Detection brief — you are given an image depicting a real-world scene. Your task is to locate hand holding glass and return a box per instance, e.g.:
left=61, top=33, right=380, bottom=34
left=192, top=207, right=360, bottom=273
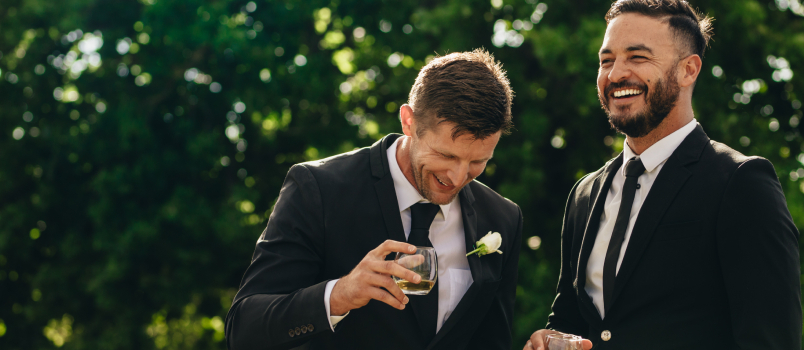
left=392, top=247, right=437, bottom=295
left=545, top=334, right=584, bottom=350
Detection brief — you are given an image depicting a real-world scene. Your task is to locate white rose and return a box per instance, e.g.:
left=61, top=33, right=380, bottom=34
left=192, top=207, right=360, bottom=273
left=466, top=231, right=503, bottom=257
left=478, top=231, right=503, bottom=254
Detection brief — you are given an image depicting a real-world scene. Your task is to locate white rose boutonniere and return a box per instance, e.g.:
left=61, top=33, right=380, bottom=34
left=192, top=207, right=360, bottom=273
left=466, top=231, right=503, bottom=257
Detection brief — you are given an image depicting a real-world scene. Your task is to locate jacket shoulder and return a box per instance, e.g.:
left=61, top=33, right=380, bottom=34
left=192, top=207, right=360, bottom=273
left=707, top=140, right=756, bottom=165
left=293, top=147, right=372, bottom=182
left=704, top=140, right=774, bottom=178
left=468, top=180, right=519, bottom=212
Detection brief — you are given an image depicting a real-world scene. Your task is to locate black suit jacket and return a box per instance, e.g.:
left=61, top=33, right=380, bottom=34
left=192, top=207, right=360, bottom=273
left=546, top=125, right=801, bottom=349
left=225, top=134, right=522, bottom=350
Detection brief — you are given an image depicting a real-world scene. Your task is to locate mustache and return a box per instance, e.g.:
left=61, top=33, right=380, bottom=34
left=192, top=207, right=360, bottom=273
left=603, top=81, right=649, bottom=98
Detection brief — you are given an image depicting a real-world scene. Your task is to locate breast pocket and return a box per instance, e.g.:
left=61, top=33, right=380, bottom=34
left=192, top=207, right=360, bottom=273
left=651, top=220, right=702, bottom=242
left=449, top=269, right=474, bottom=312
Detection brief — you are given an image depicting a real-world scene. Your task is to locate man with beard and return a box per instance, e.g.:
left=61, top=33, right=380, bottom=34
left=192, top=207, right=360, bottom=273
left=226, top=49, right=522, bottom=350
left=525, top=1, right=800, bottom=349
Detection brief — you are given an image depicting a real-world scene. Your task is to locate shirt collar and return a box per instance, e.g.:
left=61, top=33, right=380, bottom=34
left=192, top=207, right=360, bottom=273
left=387, top=137, right=452, bottom=220
left=622, top=119, right=698, bottom=174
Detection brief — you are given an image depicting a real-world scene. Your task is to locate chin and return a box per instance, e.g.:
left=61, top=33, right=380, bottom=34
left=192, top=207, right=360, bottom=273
left=421, top=183, right=461, bottom=205
left=605, top=104, right=657, bottom=138
left=429, top=192, right=458, bottom=206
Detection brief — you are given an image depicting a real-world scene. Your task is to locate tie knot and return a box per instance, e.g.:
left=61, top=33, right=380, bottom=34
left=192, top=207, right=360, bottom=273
left=625, top=157, right=645, bottom=177
left=410, top=203, right=440, bottom=230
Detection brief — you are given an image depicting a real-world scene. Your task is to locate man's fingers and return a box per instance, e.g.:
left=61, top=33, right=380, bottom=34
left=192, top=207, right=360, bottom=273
left=526, top=330, right=589, bottom=350
left=529, top=330, right=551, bottom=350
left=367, top=273, right=409, bottom=304
left=371, top=260, right=422, bottom=283
left=372, top=240, right=416, bottom=258
left=370, top=287, right=406, bottom=310
left=397, top=254, right=426, bottom=269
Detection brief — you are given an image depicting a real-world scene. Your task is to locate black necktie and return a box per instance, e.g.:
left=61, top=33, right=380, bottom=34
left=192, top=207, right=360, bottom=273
left=602, top=157, right=645, bottom=314
left=409, top=203, right=439, bottom=247
left=408, top=202, right=440, bottom=343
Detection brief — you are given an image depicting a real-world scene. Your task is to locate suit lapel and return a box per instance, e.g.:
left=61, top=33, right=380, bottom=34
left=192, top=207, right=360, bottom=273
left=374, top=176, right=407, bottom=243
left=426, top=185, right=487, bottom=349
left=575, top=155, right=622, bottom=321
left=371, top=134, right=407, bottom=243
left=459, top=186, right=484, bottom=283
left=610, top=125, right=709, bottom=307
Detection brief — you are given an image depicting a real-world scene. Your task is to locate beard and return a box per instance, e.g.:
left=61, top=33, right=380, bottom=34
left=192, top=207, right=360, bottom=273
left=599, top=69, right=680, bottom=138
left=409, top=148, right=461, bottom=206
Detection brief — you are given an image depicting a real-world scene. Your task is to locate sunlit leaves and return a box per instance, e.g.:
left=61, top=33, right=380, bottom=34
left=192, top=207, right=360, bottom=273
left=320, top=30, right=346, bottom=49
left=332, top=47, right=356, bottom=74
left=43, top=315, right=73, bottom=347
left=259, top=68, right=271, bottom=82
left=314, top=8, right=332, bottom=34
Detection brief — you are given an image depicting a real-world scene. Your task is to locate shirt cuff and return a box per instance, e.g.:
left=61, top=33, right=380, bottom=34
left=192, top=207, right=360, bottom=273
left=324, top=279, right=349, bottom=331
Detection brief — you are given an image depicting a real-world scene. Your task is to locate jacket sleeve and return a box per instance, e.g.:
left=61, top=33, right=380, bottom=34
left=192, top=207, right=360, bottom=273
left=716, top=158, right=801, bottom=349
left=546, top=178, right=589, bottom=336
left=225, top=164, right=332, bottom=350
left=467, top=205, right=523, bottom=350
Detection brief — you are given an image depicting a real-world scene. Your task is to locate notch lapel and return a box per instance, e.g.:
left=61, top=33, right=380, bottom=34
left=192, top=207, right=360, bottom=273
left=374, top=176, right=407, bottom=243
left=575, top=155, right=622, bottom=321
left=610, top=125, right=709, bottom=307
left=371, top=134, right=407, bottom=243
left=459, top=185, right=484, bottom=283
left=426, top=185, right=486, bottom=349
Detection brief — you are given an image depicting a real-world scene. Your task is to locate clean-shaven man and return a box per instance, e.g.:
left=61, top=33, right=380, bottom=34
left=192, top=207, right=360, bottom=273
left=226, top=49, right=522, bottom=350
left=526, top=1, right=801, bottom=349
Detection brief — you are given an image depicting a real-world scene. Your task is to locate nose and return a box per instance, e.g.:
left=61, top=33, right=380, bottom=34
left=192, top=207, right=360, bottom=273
left=607, top=59, right=630, bottom=83
left=446, top=163, right=470, bottom=186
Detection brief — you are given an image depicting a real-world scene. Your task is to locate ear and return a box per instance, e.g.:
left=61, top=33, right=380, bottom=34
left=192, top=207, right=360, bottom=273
left=677, top=54, right=702, bottom=88
left=400, top=104, right=416, bottom=137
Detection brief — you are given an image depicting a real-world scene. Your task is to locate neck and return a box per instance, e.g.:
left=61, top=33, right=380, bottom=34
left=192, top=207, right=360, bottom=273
left=395, top=136, right=420, bottom=191
left=626, top=103, right=694, bottom=155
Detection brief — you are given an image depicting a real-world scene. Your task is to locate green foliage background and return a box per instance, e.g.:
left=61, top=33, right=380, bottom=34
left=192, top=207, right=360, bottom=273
left=1, top=0, right=803, bottom=348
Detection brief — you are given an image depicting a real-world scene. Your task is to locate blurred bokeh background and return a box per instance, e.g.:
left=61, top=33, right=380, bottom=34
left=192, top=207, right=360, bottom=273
left=1, top=0, right=802, bottom=348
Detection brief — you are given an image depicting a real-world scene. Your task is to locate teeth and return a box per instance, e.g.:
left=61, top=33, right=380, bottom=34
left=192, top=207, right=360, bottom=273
left=614, top=89, right=642, bottom=98
left=435, top=176, right=448, bottom=186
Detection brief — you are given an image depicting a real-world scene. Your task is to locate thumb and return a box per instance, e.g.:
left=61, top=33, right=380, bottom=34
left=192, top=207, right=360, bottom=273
left=582, top=339, right=593, bottom=350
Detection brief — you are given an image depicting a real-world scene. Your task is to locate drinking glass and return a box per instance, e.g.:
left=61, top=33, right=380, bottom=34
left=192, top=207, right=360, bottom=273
left=546, top=333, right=584, bottom=350
left=392, top=246, right=438, bottom=295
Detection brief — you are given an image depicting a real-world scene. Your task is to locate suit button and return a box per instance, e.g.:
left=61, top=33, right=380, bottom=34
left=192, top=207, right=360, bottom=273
left=288, top=329, right=295, bottom=337
left=307, top=324, right=314, bottom=332
left=295, top=327, right=301, bottom=335
left=301, top=325, right=308, bottom=334
left=601, top=330, right=612, bottom=341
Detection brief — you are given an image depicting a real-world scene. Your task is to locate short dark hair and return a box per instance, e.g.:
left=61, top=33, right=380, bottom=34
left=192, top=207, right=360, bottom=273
left=606, top=0, right=713, bottom=58
left=408, top=48, right=514, bottom=140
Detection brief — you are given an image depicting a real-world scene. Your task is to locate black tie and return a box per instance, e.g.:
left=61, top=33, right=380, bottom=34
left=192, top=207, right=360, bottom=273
left=602, top=157, right=645, bottom=314
left=408, top=202, right=440, bottom=343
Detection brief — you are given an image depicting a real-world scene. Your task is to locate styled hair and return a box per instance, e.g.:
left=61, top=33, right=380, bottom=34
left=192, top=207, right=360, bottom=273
left=606, top=0, right=713, bottom=58
left=407, top=48, right=514, bottom=140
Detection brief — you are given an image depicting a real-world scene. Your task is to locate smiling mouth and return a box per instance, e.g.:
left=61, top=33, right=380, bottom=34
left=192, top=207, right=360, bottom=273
left=433, top=174, right=452, bottom=188
left=612, top=88, right=644, bottom=99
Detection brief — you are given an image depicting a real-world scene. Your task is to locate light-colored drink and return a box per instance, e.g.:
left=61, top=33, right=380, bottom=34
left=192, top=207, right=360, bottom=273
left=393, top=247, right=438, bottom=295
left=395, top=279, right=435, bottom=295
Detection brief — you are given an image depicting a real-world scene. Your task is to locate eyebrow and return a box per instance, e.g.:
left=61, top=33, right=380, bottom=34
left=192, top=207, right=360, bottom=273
left=599, top=44, right=654, bottom=55
left=433, top=147, right=493, bottom=162
left=626, top=44, right=653, bottom=54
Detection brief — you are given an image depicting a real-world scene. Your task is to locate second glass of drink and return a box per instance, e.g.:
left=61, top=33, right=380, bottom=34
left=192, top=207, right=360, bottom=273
left=545, top=333, right=584, bottom=350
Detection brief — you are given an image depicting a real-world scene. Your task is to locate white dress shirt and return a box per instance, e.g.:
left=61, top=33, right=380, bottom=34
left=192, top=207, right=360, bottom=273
left=585, top=119, right=698, bottom=319
left=323, top=137, right=474, bottom=332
